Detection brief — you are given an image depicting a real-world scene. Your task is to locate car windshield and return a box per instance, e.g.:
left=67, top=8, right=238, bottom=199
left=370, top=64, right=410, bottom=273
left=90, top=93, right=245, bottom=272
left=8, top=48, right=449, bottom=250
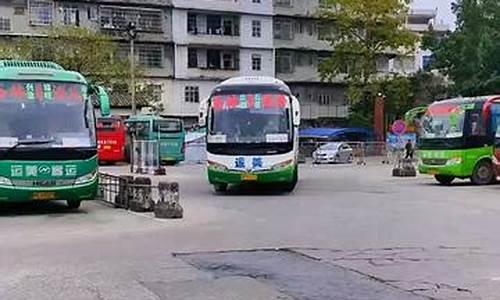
left=0, top=80, right=95, bottom=148
left=320, top=143, right=340, bottom=150
left=421, top=103, right=466, bottom=139
left=209, top=92, right=291, bottom=144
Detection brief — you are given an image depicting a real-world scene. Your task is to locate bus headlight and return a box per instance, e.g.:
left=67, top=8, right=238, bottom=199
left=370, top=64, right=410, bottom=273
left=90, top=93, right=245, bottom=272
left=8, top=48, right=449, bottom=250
left=207, top=160, right=228, bottom=171
left=0, top=176, right=13, bottom=186
left=272, top=159, right=293, bottom=170
left=446, top=157, right=462, bottom=165
left=74, top=171, right=98, bottom=185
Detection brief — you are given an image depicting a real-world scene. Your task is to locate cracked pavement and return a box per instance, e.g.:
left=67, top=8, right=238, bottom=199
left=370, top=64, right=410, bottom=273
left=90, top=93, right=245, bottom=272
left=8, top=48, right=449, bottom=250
left=2, top=163, right=500, bottom=299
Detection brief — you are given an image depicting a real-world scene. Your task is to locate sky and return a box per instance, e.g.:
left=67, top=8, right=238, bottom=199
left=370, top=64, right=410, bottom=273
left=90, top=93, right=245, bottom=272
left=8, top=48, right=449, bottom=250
left=411, top=0, right=457, bottom=29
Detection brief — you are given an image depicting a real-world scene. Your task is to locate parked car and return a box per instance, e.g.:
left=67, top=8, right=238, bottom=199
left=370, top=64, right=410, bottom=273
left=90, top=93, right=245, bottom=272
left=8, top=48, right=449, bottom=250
left=312, top=142, right=354, bottom=164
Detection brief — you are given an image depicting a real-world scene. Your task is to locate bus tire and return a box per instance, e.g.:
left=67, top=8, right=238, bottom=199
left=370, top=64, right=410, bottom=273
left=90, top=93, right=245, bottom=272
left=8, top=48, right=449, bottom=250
left=471, top=161, right=494, bottom=185
left=67, top=200, right=81, bottom=209
left=214, top=183, right=228, bottom=194
left=435, top=175, right=454, bottom=185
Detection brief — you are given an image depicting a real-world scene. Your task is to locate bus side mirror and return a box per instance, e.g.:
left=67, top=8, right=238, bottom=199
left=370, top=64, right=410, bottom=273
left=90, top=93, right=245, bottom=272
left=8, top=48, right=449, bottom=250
left=96, top=86, right=111, bottom=117
left=292, top=96, right=301, bottom=127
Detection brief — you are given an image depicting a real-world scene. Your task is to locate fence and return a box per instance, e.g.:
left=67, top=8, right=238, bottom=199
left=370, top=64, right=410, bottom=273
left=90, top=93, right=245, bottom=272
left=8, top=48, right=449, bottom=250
left=98, top=172, right=159, bottom=210
left=300, top=141, right=399, bottom=165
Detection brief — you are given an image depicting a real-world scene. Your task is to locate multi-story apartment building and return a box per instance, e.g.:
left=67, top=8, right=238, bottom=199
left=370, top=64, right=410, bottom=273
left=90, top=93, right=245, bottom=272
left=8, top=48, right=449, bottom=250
left=170, top=0, right=275, bottom=123
left=272, top=1, right=449, bottom=126
left=0, top=0, right=174, bottom=115
left=0, top=0, right=448, bottom=124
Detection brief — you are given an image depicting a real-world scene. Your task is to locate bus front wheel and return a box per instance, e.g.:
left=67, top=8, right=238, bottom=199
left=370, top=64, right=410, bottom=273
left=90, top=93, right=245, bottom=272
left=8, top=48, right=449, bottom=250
left=435, top=175, right=454, bottom=185
left=471, top=161, right=494, bottom=185
left=67, top=200, right=81, bottom=209
left=214, top=183, right=228, bottom=194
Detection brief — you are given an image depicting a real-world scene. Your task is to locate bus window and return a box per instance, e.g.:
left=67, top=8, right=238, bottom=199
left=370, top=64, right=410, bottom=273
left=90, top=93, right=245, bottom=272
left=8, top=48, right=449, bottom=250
left=153, top=120, right=182, bottom=133
left=97, top=118, right=122, bottom=132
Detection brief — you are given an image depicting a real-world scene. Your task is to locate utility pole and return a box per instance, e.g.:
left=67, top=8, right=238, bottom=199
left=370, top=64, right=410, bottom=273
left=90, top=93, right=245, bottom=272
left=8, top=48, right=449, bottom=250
left=126, top=22, right=137, bottom=115
left=374, top=92, right=386, bottom=142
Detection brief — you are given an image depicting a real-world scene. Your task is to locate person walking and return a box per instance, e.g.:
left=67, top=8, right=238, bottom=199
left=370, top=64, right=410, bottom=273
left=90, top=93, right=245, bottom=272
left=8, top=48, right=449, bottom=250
left=405, top=139, right=414, bottom=160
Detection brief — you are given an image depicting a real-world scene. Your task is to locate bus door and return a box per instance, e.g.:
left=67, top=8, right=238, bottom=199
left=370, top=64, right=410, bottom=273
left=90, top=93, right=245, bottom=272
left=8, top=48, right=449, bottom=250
left=490, top=103, right=500, bottom=174
left=97, top=117, right=126, bottom=162
left=153, top=119, right=185, bottom=164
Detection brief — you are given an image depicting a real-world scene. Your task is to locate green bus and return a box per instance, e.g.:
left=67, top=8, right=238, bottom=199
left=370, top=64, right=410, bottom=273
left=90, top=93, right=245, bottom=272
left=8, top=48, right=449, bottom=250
left=125, top=114, right=186, bottom=165
left=0, top=60, right=110, bottom=208
left=418, top=96, right=500, bottom=185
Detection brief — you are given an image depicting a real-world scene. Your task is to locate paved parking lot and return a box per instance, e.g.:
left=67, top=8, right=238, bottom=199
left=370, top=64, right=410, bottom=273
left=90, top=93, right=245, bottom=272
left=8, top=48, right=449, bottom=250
left=2, top=162, right=500, bottom=299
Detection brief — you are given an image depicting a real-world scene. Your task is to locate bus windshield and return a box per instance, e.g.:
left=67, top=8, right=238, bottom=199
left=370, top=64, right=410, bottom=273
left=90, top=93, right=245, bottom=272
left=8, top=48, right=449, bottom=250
left=209, top=93, right=291, bottom=144
left=154, top=120, right=182, bottom=133
left=0, top=80, right=95, bottom=148
left=421, top=103, right=466, bottom=139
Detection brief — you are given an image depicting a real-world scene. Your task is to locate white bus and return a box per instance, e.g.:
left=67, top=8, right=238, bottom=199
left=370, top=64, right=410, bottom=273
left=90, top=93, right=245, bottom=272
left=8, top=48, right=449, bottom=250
left=200, top=77, right=301, bottom=193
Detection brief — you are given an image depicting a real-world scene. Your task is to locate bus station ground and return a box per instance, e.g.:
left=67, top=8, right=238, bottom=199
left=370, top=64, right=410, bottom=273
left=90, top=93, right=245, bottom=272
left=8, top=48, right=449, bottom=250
left=2, top=161, right=500, bottom=299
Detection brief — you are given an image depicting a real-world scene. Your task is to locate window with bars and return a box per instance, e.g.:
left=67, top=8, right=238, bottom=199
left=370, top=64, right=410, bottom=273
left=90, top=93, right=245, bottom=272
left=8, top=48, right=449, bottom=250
left=117, top=44, right=163, bottom=68
left=274, top=0, right=292, bottom=6
left=276, top=52, right=293, bottom=73
left=61, top=6, right=79, bottom=26
left=138, top=45, right=163, bottom=68
left=252, top=20, right=261, bottom=38
left=184, top=86, right=199, bottom=103
left=274, top=19, right=293, bottom=40
left=0, top=18, right=11, bottom=31
left=29, top=0, right=54, bottom=26
left=100, top=6, right=163, bottom=32
left=252, top=54, right=262, bottom=71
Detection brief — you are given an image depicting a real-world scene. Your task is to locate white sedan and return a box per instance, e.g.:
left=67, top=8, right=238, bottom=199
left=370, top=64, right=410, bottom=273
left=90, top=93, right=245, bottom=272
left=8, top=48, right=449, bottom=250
left=312, top=142, right=354, bottom=164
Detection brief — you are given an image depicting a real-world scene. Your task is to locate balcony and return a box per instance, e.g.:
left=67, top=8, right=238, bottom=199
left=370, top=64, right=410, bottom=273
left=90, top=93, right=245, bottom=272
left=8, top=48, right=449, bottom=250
left=186, top=13, right=240, bottom=46
left=185, top=48, right=240, bottom=79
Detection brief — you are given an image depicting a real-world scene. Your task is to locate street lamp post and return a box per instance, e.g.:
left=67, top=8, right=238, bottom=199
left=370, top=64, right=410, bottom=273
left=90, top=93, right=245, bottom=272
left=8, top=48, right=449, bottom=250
left=374, top=92, right=386, bottom=142
left=126, top=22, right=137, bottom=115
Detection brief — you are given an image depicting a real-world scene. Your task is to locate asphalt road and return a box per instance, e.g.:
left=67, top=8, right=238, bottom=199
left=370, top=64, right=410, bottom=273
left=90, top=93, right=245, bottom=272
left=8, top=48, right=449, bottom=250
left=2, top=162, right=500, bottom=299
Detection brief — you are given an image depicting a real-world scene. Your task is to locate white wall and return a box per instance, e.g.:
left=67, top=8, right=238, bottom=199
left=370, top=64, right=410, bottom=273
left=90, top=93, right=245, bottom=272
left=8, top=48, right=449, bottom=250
left=240, top=15, right=274, bottom=49
left=239, top=48, right=274, bottom=76
left=169, top=80, right=219, bottom=116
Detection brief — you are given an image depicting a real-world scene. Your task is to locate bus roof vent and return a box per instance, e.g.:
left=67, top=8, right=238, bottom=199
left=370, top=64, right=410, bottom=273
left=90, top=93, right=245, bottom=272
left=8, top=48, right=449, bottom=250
left=0, top=60, right=64, bottom=70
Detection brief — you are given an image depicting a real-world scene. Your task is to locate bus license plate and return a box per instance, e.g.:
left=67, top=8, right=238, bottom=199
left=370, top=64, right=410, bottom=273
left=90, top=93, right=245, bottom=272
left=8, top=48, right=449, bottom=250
left=241, top=174, right=258, bottom=181
left=103, top=145, right=112, bottom=150
left=32, top=192, right=56, bottom=201
left=428, top=170, right=438, bottom=175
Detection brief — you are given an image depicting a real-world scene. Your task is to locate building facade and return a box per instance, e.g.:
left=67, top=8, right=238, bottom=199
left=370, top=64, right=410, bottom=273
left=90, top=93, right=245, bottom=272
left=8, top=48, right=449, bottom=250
left=0, top=0, right=448, bottom=124
left=170, top=0, right=275, bottom=123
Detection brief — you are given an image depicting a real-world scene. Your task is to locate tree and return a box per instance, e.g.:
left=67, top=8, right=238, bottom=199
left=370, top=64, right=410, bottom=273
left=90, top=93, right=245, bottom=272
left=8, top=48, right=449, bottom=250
left=0, top=26, right=164, bottom=112
left=318, top=0, right=419, bottom=127
left=318, top=0, right=418, bottom=86
left=0, top=26, right=134, bottom=87
left=427, top=0, right=500, bottom=96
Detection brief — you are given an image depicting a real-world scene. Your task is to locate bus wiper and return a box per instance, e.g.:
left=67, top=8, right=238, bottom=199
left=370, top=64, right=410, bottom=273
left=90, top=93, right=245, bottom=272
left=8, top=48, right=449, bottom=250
left=8, top=138, right=56, bottom=150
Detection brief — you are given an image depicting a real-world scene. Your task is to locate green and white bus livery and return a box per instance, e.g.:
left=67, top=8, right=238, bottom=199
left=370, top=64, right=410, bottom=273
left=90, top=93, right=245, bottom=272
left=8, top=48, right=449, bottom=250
left=200, top=77, right=301, bottom=193
left=0, top=60, right=110, bottom=208
left=418, top=96, right=500, bottom=185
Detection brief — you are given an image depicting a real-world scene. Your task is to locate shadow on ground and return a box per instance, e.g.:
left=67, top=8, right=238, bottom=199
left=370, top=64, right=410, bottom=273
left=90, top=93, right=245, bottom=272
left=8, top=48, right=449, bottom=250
left=0, top=201, right=86, bottom=217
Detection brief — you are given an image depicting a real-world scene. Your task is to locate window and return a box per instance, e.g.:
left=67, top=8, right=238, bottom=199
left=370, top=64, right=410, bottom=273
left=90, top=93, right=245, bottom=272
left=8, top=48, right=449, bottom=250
left=252, top=0, right=261, bottom=3
left=376, top=57, right=389, bottom=72
left=137, top=45, right=163, bottom=68
left=188, top=48, right=198, bottom=68
left=274, top=0, right=292, bottom=6
left=276, top=52, right=293, bottom=73
left=100, top=6, right=163, bottom=32
left=14, top=7, right=25, bottom=15
left=29, top=0, right=54, bottom=26
left=252, top=20, right=261, bottom=38
left=61, top=6, right=79, bottom=26
left=207, top=15, right=222, bottom=35
left=0, top=18, right=11, bottom=31
left=252, top=54, right=262, bottom=71
left=185, top=86, right=199, bottom=103
left=205, top=50, right=239, bottom=70
left=274, top=19, right=293, bottom=40
left=207, top=49, right=221, bottom=69
left=87, top=7, right=98, bottom=21
left=187, top=13, right=197, bottom=34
